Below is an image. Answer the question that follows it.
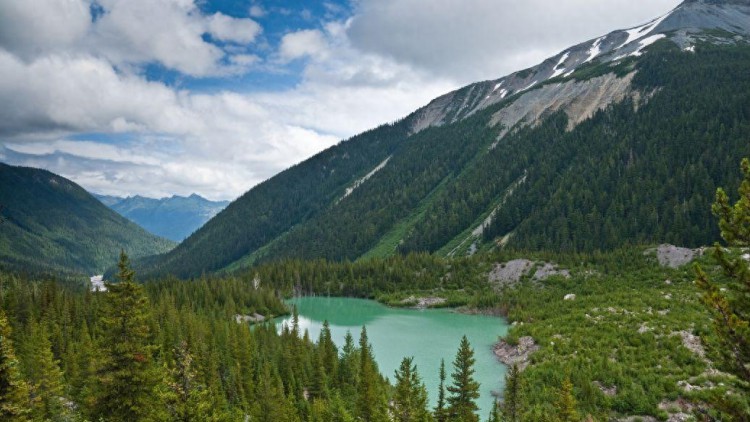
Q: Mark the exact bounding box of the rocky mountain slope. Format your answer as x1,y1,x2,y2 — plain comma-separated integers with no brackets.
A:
135,0,750,279
0,163,175,274
95,194,229,242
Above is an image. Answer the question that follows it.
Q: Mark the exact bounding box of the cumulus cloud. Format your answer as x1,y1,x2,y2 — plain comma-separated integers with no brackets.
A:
207,12,262,44
279,29,329,62
0,0,90,58
347,0,681,83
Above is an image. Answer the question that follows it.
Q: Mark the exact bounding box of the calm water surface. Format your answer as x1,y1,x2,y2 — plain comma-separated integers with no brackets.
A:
276,297,508,417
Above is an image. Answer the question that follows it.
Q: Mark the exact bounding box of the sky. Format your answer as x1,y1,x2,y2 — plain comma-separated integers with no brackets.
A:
0,0,681,201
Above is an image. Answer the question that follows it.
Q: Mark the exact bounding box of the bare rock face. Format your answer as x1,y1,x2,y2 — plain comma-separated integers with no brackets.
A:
645,244,704,268
593,381,618,396
400,296,447,309
488,260,571,287
488,259,534,287
534,263,571,280
235,313,265,324
493,336,539,371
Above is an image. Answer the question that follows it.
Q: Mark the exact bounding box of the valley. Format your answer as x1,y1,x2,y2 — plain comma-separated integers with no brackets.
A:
0,0,749,420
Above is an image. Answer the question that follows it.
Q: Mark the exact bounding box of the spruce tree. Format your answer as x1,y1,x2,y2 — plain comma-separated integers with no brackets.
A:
96,251,164,421
355,326,388,422
447,336,480,422
0,310,31,421
555,376,579,422
501,364,523,422
318,320,338,378
695,157,750,415
165,341,217,421
23,320,64,420
434,359,447,422
392,357,431,422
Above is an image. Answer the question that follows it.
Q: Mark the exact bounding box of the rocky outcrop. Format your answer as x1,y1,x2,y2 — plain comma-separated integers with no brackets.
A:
493,336,539,371
645,244,705,268
235,313,265,324
489,72,637,136
400,296,447,309
488,260,571,287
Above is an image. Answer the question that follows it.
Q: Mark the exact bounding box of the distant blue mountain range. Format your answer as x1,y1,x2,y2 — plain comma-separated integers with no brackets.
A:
95,193,229,242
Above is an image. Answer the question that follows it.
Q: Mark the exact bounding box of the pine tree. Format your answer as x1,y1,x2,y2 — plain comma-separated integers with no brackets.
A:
555,376,579,422
501,364,523,422
355,326,388,422
165,341,217,421
95,251,164,421
487,401,500,422
695,157,750,415
392,357,431,422
0,310,31,421
447,336,480,422
434,359,447,422
318,320,338,378
23,320,64,420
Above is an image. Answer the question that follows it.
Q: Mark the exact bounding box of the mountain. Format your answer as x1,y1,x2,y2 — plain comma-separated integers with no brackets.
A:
95,194,229,242
0,163,175,274
136,0,750,278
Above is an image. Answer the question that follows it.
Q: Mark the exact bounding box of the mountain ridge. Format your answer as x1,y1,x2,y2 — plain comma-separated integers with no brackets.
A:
0,162,175,274
95,193,229,242
134,0,750,278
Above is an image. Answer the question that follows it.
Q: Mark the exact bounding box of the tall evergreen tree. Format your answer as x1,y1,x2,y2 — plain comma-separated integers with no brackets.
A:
555,376,579,422
23,320,64,420
0,310,31,421
165,341,218,421
392,357,432,422
96,251,164,421
318,320,339,379
695,157,750,415
447,336,480,422
355,326,388,422
434,359,447,422
501,364,523,422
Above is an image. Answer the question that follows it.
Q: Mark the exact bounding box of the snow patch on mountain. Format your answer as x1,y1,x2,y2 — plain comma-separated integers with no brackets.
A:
550,52,571,79
585,37,604,63
622,11,673,47
632,34,667,56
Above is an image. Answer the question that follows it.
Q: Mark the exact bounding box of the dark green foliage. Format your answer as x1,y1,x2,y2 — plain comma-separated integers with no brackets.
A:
392,357,432,422
356,327,389,422
0,163,174,274
136,121,413,278
133,44,750,278
96,252,165,421
501,364,522,422
447,336,481,422
435,359,448,422
695,158,750,417
0,309,31,421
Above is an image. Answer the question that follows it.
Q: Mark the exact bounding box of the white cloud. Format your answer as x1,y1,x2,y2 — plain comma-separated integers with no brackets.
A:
0,0,90,58
207,12,262,44
0,0,263,77
249,5,266,18
279,29,329,62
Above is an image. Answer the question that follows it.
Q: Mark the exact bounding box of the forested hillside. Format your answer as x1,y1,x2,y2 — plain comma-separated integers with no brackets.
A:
137,38,750,279
0,163,174,274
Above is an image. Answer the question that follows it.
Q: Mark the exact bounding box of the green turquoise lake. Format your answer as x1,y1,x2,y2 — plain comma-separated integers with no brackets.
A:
276,297,508,417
